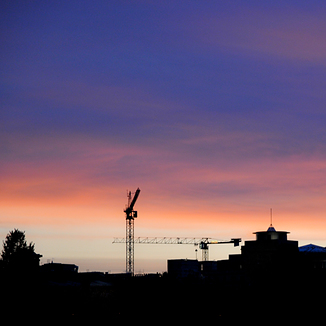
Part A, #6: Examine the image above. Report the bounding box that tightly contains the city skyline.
[1,1,326,272]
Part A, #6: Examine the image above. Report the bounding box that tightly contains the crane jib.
[129,188,140,210]
[125,188,140,212]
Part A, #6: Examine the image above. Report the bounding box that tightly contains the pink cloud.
[1,125,326,242]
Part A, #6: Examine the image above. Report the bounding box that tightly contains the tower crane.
[118,188,240,273]
[113,237,241,261]
[124,187,140,275]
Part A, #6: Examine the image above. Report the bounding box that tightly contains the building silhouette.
[168,224,326,286]
[167,224,326,322]
[40,262,79,274]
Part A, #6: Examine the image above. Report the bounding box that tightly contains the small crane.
[113,237,241,261]
[198,238,241,261]
[124,188,140,275]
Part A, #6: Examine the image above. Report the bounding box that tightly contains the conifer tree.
[1,229,40,271]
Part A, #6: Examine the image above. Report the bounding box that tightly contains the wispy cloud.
[188,6,326,64]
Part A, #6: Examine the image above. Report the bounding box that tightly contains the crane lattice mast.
[124,188,140,275]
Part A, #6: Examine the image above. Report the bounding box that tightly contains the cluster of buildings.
[168,224,326,287]
[35,223,326,294]
[11,224,325,321]
[38,224,326,284]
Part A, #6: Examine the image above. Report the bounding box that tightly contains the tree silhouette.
[1,229,41,272]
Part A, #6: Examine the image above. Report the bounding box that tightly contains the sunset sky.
[1,1,326,273]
